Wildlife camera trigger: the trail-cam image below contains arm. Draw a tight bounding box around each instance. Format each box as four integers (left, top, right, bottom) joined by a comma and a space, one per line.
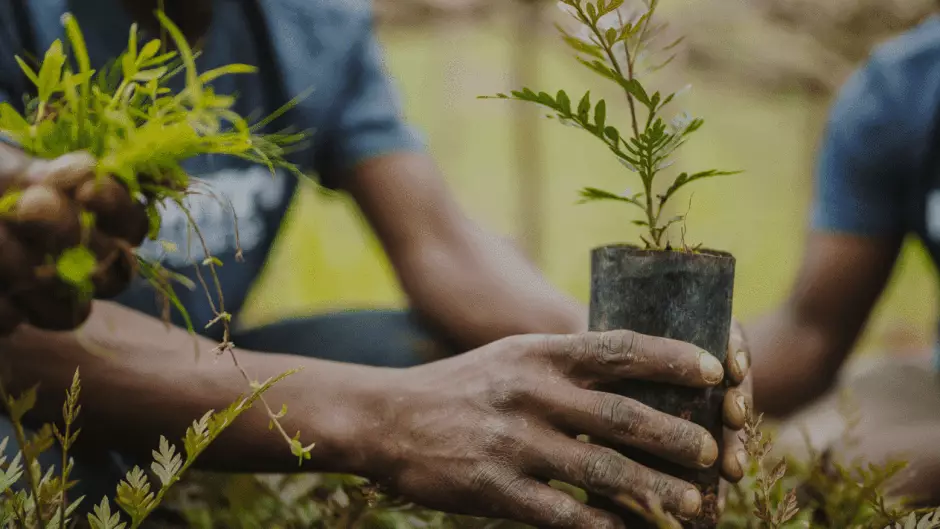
3, 300, 751, 525
311, 17, 584, 349
0, 300, 389, 475
345, 153, 586, 349
747, 55, 920, 418
747, 233, 901, 417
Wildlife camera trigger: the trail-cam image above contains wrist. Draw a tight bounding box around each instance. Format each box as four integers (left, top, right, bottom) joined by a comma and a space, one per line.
300, 364, 402, 478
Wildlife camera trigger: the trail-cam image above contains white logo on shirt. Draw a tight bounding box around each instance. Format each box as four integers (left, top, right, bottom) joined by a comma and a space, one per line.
137, 166, 289, 267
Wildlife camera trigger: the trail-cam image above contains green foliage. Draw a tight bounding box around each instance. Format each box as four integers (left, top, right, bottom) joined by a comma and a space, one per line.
718, 394, 940, 529
0, 10, 315, 462
0, 367, 296, 529
0, 12, 306, 297
481, 0, 739, 250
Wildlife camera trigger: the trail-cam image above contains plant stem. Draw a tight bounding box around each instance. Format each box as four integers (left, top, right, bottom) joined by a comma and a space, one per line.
576, 6, 641, 139
58, 424, 70, 529
0, 378, 46, 529
179, 205, 300, 452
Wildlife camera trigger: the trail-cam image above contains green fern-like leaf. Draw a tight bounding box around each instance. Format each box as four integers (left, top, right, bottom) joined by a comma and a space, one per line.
0, 447, 24, 491
88, 497, 126, 529
115, 466, 155, 523
150, 436, 183, 487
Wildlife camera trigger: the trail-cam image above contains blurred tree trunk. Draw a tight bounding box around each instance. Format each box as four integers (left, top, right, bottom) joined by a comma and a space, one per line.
513, 0, 546, 264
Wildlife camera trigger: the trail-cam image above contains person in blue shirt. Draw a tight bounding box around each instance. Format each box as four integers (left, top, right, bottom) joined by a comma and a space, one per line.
747, 14, 940, 506
0, 0, 752, 526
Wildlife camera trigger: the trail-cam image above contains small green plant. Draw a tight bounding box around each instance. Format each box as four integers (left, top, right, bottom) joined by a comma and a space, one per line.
482, 0, 740, 250
0, 367, 295, 529
0, 11, 315, 462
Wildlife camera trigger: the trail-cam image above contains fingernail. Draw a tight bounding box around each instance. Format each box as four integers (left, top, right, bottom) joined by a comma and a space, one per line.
736, 394, 748, 416
680, 487, 702, 518
699, 434, 718, 467
735, 350, 749, 375
699, 352, 723, 384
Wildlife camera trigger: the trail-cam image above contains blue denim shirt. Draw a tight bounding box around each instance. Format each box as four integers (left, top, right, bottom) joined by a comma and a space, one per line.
0, 0, 425, 337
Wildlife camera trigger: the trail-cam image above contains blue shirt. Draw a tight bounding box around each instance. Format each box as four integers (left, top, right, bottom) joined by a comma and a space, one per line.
812, 15, 940, 368
0, 0, 425, 339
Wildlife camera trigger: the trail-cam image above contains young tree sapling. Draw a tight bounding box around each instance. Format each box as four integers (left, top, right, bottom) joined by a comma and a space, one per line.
483, 1, 741, 526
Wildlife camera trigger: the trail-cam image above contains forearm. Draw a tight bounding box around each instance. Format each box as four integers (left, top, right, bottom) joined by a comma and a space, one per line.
746, 306, 845, 418
0, 301, 389, 475
348, 154, 585, 349
399, 224, 587, 349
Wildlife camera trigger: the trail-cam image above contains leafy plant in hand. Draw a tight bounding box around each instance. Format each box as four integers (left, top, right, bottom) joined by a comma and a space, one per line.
0, 11, 315, 468
482, 0, 740, 250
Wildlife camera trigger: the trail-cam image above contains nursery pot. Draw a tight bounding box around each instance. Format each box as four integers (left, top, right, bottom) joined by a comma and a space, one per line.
587, 244, 735, 528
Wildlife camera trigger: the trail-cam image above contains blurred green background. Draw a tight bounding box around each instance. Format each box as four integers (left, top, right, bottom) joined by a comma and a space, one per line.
239, 11, 938, 358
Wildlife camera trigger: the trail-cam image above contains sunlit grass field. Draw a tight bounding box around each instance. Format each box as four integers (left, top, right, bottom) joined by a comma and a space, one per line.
241, 18, 937, 357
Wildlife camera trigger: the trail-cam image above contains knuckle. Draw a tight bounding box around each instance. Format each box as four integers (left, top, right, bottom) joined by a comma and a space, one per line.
588, 331, 641, 368
485, 373, 534, 411
582, 448, 626, 494
544, 498, 582, 527
468, 460, 505, 494
647, 474, 687, 506
594, 395, 643, 438
478, 415, 526, 458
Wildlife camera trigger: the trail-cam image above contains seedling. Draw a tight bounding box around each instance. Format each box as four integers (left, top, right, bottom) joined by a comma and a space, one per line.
482, 0, 740, 250
484, 2, 741, 525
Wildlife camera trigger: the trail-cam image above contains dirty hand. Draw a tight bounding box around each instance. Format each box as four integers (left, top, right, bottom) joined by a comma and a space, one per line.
718, 318, 754, 510
0, 144, 149, 334
367, 329, 751, 528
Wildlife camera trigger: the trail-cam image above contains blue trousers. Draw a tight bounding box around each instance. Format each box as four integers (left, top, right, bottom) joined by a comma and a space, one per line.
0, 310, 452, 510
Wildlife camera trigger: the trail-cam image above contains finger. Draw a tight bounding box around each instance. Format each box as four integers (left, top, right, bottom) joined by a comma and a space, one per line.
720, 427, 749, 483
543, 387, 718, 470
492, 477, 624, 529
75, 176, 149, 245
23, 151, 96, 194
12, 185, 82, 252
88, 233, 137, 299
16, 278, 92, 332
551, 331, 724, 388
0, 296, 25, 336
0, 222, 34, 291
723, 386, 750, 431
526, 433, 703, 520
726, 320, 750, 386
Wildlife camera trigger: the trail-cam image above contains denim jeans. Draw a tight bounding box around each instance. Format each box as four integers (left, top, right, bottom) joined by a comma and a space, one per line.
0, 309, 452, 511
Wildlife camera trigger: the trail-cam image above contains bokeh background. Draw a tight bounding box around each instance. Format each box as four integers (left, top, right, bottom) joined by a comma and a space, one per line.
241, 0, 938, 359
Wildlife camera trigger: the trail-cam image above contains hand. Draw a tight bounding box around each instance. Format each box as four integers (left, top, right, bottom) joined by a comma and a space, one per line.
366, 329, 751, 528
0, 144, 149, 334
718, 318, 753, 511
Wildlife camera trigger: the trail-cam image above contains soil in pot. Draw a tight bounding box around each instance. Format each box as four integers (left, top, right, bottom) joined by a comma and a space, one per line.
587, 244, 735, 528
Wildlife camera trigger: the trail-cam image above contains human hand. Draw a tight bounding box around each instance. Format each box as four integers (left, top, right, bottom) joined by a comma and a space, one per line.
365, 329, 751, 528
718, 318, 753, 511
0, 144, 149, 334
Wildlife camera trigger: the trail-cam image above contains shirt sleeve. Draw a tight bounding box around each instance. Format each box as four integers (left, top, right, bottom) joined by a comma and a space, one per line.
811, 58, 915, 237
313, 16, 426, 188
